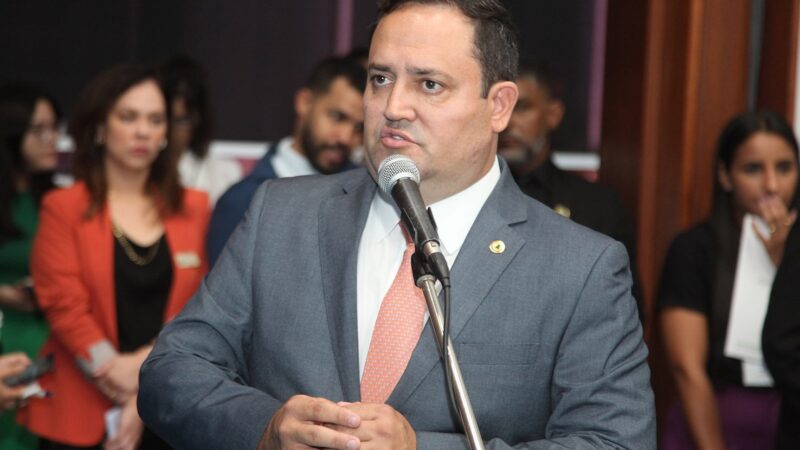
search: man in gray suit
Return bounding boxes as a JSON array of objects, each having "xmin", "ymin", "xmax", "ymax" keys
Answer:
[{"xmin": 138, "ymin": 1, "xmax": 656, "ymax": 449}]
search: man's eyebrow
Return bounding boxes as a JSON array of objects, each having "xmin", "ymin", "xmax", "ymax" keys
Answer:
[
  {"xmin": 408, "ymin": 66, "xmax": 455, "ymax": 83},
  {"xmin": 408, "ymin": 66, "xmax": 437, "ymax": 76},
  {"xmin": 368, "ymin": 63, "xmax": 392, "ymax": 73},
  {"xmin": 368, "ymin": 64, "xmax": 455, "ymax": 83},
  {"xmin": 329, "ymin": 107, "xmax": 349, "ymax": 118}
]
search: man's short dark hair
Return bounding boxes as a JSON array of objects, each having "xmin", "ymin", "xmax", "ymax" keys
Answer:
[
  {"xmin": 518, "ymin": 58, "xmax": 558, "ymax": 99},
  {"xmin": 305, "ymin": 56, "xmax": 367, "ymax": 96},
  {"xmin": 376, "ymin": 0, "xmax": 519, "ymax": 97}
]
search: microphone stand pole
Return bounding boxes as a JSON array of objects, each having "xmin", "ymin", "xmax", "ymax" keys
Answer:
[{"xmin": 412, "ymin": 253, "xmax": 485, "ymax": 450}]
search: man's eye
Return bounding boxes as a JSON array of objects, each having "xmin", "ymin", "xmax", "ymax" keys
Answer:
[
  {"xmin": 513, "ymin": 101, "xmax": 530, "ymax": 112},
  {"xmin": 371, "ymin": 75, "xmax": 390, "ymax": 86},
  {"xmin": 422, "ymin": 80, "xmax": 442, "ymax": 92}
]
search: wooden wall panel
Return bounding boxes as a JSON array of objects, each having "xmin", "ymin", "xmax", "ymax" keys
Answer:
[
  {"xmin": 757, "ymin": 0, "xmax": 800, "ymax": 120},
  {"xmin": 686, "ymin": 0, "xmax": 751, "ymax": 224},
  {"xmin": 601, "ymin": 0, "xmax": 754, "ymax": 436}
]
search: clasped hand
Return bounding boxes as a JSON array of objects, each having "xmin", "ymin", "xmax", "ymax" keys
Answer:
[
  {"xmin": 262, "ymin": 395, "xmax": 416, "ymax": 450},
  {"xmin": 93, "ymin": 347, "xmax": 150, "ymax": 405}
]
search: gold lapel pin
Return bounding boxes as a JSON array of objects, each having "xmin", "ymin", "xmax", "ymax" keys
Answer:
[
  {"xmin": 489, "ymin": 240, "xmax": 506, "ymax": 254},
  {"xmin": 554, "ymin": 204, "xmax": 571, "ymax": 219}
]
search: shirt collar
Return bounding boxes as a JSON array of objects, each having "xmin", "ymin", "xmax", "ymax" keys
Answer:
[
  {"xmin": 367, "ymin": 157, "xmax": 501, "ymax": 255},
  {"xmin": 272, "ymin": 136, "xmax": 318, "ymax": 178},
  {"xmin": 428, "ymin": 157, "xmax": 500, "ymax": 255}
]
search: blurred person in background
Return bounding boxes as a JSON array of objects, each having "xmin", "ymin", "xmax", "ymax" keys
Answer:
[
  {"xmin": 497, "ymin": 60, "xmax": 641, "ymax": 313},
  {"xmin": 207, "ymin": 56, "xmax": 365, "ymax": 265},
  {"xmin": 17, "ymin": 63, "xmax": 209, "ymax": 450},
  {"xmin": 659, "ymin": 110, "xmax": 798, "ymax": 450},
  {"xmin": 159, "ymin": 56, "xmax": 241, "ymax": 206},
  {"xmin": 0, "ymin": 83, "xmax": 61, "ymax": 450},
  {"xmin": 763, "ymin": 218, "xmax": 800, "ymax": 450}
]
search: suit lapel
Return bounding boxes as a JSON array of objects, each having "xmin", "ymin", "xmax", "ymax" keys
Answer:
[
  {"xmin": 318, "ymin": 170, "xmax": 376, "ymax": 401},
  {"xmin": 388, "ymin": 165, "xmax": 530, "ymax": 409}
]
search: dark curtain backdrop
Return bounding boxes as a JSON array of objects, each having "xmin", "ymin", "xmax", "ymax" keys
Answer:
[{"xmin": 0, "ymin": 0, "xmax": 597, "ymax": 151}]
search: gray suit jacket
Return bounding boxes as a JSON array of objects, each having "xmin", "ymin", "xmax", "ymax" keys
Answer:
[{"xmin": 139, "ymin": 161, "xmax": 655, "ymax": 449}]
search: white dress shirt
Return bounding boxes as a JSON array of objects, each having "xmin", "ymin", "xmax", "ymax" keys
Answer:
[
  {"xmin": 271, "ymin": 136, "xmax": 318, "ymax": 178},
  {"xmin": 356, "ymin": 157, "xmax": 501, "ymax": 377},
  {"xmin": 178, "ymin": 152, "xmax": 243, "ymax": 206}
]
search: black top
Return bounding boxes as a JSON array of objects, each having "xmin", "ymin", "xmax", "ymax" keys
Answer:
[
  {"xmin": 658, "ymin": 222, "xmax": 744, "ymax": 385},
  {"xmin": 114, "ymin": 233, "xmax": 172, "ymax": 353},
  {"xmin": 514, "ymin": 159, "xmax": 642, "ymax": 308},
  {"xmin": 763, "ymin": 221, "xmax": 800, "ymax": 449}
]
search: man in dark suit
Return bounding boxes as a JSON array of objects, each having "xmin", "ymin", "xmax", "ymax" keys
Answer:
[
  {"xmin": 139, "ymin": 1, "xmax": 655, "ymax": 448},
  {"xmin": 207, "ymin": 57, "xmax": 365, "ymax": 265},
  {"xmin": 498, "ymin": 60, "xmax": 641, "ymax": 307}
]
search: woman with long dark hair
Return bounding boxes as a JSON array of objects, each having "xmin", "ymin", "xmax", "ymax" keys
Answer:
[
  {"xmin": 158, "ymin": 56, "xmax": 240, "ymax": 205},
  {"xmin": 659, "ymin": 110, "xmax": 799, "ymax": 449},
  {"xmin": 0, "ymin": 83, "xmax": 60, "ymax": 450},
  {"xmin": 17, "ymin": 64, "xmax": 209, "ymax": 450}
]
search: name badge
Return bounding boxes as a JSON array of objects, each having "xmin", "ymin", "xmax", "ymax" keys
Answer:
[{"xmin": 174, "ymin": 252, "xmax": 201, "ymax": 269}]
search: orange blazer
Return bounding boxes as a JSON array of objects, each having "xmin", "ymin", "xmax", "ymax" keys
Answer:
[{"xmin": 18, "ymin": 182, "xmax": 209, "ymax": 446}]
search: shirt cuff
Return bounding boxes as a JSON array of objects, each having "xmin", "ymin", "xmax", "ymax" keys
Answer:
[{"xmin": 76, "ymin": 339, "xmax": 118, "ymax": 377}]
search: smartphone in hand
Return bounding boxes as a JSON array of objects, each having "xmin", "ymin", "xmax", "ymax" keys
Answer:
[{"xmin": 3, "ymin": 354, "xmax": 53, "ymax": 387}]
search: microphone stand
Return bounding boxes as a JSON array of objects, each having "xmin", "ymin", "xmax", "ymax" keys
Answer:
[{"xmin": 411, "ymin": 252, "xmax": 485, "ymax": 450}]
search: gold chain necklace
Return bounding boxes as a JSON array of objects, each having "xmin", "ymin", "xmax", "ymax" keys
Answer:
[{"xmin": 112, "ymin": 223, "xmax": 160, "ymax": 266}]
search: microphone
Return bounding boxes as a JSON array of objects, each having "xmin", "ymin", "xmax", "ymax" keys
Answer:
[{"xmin": 377, "ymin": 154, "xmax": 450, "ymax": 282}]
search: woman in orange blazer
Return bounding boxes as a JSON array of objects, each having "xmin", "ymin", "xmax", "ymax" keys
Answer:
[{"xmin": 18, "ymin": 64, "xmax": 209, "ymax": 450}]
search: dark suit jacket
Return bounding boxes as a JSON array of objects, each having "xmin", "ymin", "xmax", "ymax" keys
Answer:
[
  {"xmin": 207, "ymin": 143, "xmax": 279, "ymax": 266},
  {"xmin": 139, "ymin": 161, "xmax": 655, "ymax": 449},
  {"xmin": 763, "ymin": 221, "xmax": 800, "ymax": 450},
  {"xmin": 514, "ymin": 159, "xmax": 643, "ymax": 312}
]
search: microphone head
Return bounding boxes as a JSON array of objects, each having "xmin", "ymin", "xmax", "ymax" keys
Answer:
[{"xmin": 377, "ymin": 154, "xmax": 420, "ymax": 194}]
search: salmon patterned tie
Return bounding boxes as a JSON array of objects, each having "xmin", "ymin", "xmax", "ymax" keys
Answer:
[{"xmin": 360, "ymin": 227, "xmax": 427, "ymax": 403}]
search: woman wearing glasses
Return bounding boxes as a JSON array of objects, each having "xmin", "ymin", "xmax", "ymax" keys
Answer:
[
  {"xmin": 159, "ymin": 56, "xmax": 241, "ymax": 206},
  {"xmin": 0, "ymin": 83, "xmax": 61, "ymax": 450},
  {"xmin": 18, "ymin": 64, "xmax": 209, "ymax": 450}
]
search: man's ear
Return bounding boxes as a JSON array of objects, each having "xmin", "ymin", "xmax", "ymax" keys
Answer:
[
  {"xmin": 488, "ymin": 81, "xmax": 519, "ymax": 133},
  {"xmin": 718, "ymin": 162, "xmax": 733, "ymax": 192},
  {"xmin": 546, "ymin": 99, "xmax": 565, "ymax": 131},
  {"xmin": 294, "ymin": 88, "xmax": 313, "ymax": 119}
]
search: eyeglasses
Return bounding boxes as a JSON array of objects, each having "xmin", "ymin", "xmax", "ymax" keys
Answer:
[{"xmin": 27, "ymin": 123, "xmax": 60, "ymax": 141}]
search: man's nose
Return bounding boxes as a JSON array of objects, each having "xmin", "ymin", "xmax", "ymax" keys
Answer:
[{"xmin": 384, "ymin": 84, "xmax": 416, "ymax": 123}]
